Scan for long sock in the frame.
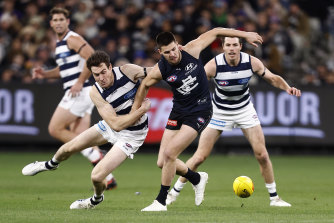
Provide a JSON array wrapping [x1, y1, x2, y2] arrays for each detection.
[[183, 168, 200, 185], [155, 185, 170, 205], [172, 179, 186, 194], [266, 182, 278, 199], [81, 148, 102, 163], [45, 156, 59, 169]]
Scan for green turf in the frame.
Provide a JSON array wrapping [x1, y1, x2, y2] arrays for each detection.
[[1, 151, 333, 223]]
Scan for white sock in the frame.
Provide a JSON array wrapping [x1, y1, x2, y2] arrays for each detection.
[[92, 194, 103, 202], [80, 148, 102, 162], [265, 182, 278, 199], [172, 179, 186, 194], [106, 173, 114, 181], [46, 156, 59, 168]]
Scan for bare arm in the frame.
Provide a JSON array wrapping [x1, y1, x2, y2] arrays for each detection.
[[32, 66, 61, 79], [184, 28, 263, 58], [120, 64, 154, 82], [204, 58, 217, 80], [251, 56, 301, 96], [131, 64, 162, 111], [67, 35, 95, 96], [90, 86, 151, 132]]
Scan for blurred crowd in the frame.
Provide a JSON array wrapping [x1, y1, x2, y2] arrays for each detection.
[[1, 0, 334, 86]]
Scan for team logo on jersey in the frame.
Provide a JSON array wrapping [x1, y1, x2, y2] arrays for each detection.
[[238, 77, 251, 84], [58, 52, 71, 58], [167, 75, 177, 82], [197, 117, 205, 124], [167, 119, 177, 126], [97, 121, 107, 131], [185, 63, 195, 71], [218, 80, 229, 86], [124, 88, 137, 99]]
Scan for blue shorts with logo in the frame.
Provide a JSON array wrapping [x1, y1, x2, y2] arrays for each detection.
[[166, 110, 212, 134]]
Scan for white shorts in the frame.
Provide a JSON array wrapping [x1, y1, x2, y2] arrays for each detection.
[[208, 103, 260, 131], [58, 86, 94, 117], [94, 120, 148, 159]]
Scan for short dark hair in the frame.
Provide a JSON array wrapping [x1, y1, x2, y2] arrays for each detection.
[[49, 7, 70, 20], [156, 32, 176, 49], [222, 36, 242, 45], [86, 50, 111, 71]]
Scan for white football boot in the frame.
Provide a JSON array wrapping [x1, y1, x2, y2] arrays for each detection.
[[70, 195, 104, 209], [141, 200, 167, 212], [192, 172, 208, 206], [270, 196, 291, 207], [166, 189, 180, 205], [22, 161, 58, 176]]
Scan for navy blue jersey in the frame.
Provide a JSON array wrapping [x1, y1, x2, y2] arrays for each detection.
[[158, 50, 212, 113]]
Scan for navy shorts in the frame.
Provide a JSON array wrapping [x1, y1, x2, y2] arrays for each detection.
[[166, 110, 212, 134]]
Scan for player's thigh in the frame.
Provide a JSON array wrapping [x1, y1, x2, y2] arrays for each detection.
[[69, 126, 108, 151], [196, 127, 222, 157], [157, 128, 179, 165], [242, 125, 266, 153], [92, 145, 127, 179], [49, 106, 78, 130], [164, 125, 198, 158]]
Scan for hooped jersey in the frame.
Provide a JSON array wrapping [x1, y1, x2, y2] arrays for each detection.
[[158, 50, 212, 113], [94, 67, 148, 133], [213, 52, 254, 112], [55, 30, 91, 91]]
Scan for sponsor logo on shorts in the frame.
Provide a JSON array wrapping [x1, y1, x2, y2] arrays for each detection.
[[197, 117, 205, 124], [167, 119, 177, 126], [210, 119, 226, 127], [252, 114, 258, 120], [167, 75, 177, 82], [218, 80, 229, 86], [123, 143, 133, 151], [97, 121, 107, 131]]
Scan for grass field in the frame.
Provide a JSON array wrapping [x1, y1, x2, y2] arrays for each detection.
[[1, 151, 334, 223]]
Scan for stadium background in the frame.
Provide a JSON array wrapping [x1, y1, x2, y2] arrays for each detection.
[[0, 0, 334, 154]]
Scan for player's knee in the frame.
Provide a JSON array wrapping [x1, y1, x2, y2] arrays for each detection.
[[163, 149, 177, 162], [157, 159, 163, 169], [193, 154, 207, 166], [255, 150, 270, 165], [91, 170, 104, 183]]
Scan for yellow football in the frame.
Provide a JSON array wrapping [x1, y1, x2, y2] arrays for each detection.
[[233, 176, 254, 198]]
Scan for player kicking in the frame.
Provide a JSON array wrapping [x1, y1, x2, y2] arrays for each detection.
[[22, 51, 151, 209]]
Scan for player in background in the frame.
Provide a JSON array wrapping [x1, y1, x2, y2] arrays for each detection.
[[31, 7, 116, 189], [167, 37, 301, 207], [132, 29, 262, 211], [23, 50, 152, 209]]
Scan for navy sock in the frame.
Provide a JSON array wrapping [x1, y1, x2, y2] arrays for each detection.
[[183, 168, 200, 185], [156, 185, 170, 205]]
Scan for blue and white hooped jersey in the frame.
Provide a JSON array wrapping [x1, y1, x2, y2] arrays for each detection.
[[55, 30, 91, 91], [94, 67, 148, 132], [213, 52, 254, 112]]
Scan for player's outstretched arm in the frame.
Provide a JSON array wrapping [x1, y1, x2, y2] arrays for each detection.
[[32, 66, 60, 79], [90, 86, 151, 132], [120, 63, 154, 82], [184, 28, 263, 58], [251, 56, 301, 97]]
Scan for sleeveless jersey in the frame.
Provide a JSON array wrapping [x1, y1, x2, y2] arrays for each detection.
[[55, 30, 91, 91], [94, 67, 148, 132], [213, 52, 253, 112], [158, 50, 212, 113]]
